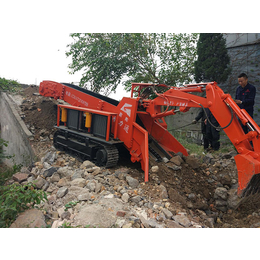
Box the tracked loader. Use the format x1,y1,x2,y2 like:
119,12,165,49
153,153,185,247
39,81,260,196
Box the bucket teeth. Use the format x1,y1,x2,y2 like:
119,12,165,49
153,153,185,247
242,173,260,197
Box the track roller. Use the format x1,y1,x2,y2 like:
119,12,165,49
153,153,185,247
96,145,119,168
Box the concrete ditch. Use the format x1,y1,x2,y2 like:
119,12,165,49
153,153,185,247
0,92,36,167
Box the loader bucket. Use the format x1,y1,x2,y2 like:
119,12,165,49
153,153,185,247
235,154,260,196
242,174,260,197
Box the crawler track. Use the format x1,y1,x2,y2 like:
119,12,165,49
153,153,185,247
53,129,119,168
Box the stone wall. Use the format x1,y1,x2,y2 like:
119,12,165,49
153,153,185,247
166,33,260,143
221,33,260,125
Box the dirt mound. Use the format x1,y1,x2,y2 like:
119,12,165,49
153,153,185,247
22,85,57,135
19,85,58,157
17,85,260,228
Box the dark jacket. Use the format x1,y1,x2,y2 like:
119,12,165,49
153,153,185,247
195,108,207,133
205,108,219,128
235,83,256,117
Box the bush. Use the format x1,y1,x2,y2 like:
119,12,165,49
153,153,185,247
0,77,20,92
0,183,47,227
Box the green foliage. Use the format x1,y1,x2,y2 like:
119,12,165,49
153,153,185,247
0,77,20,92
66,33,199,94
0,164,22,186
194,33,231,83
0,137,21,185
58,222,96,228
84,224,91,228
59,222,74,228
0,183,47,227
0,138,11,162
64,201,78,211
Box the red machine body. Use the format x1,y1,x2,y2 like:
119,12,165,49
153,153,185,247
39,80,260,194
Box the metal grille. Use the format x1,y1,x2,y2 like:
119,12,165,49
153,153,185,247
92,114,107,139
67,110,79,130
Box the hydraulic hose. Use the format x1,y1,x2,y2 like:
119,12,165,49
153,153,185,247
151,84,170,115
199,103,234,131
150,83,234,131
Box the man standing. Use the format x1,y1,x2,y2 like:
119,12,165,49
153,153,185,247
193,108,220,151
193,108,210,150
205,108,220,151
235,73,256,134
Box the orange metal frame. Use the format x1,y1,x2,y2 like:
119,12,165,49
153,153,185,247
57,104,119,141
39,81,260,194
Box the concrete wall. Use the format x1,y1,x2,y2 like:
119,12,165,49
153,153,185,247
0,92,35,167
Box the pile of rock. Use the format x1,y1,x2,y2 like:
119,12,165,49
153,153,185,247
9,149,211,228
9,147,243,228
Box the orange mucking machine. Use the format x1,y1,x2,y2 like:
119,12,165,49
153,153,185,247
39,81,260,195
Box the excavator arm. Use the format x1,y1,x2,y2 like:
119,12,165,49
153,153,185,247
133,81,260,194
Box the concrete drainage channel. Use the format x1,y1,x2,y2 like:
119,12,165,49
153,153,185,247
0,92,36,167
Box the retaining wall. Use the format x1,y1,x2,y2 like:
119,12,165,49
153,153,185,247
0,92,36,167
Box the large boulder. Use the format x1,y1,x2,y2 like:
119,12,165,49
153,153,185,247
10,209,46,228
73,197,125,228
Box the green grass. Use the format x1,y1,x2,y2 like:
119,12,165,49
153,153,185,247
177,137,204,155
173,131,236,156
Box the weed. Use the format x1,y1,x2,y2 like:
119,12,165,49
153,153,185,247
84,224,99,228
0,138,12,162
0,137,22,185
59,222,73,228
0,182,47,227
59,222,82,228
0,163,22,186
64,201,78,211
